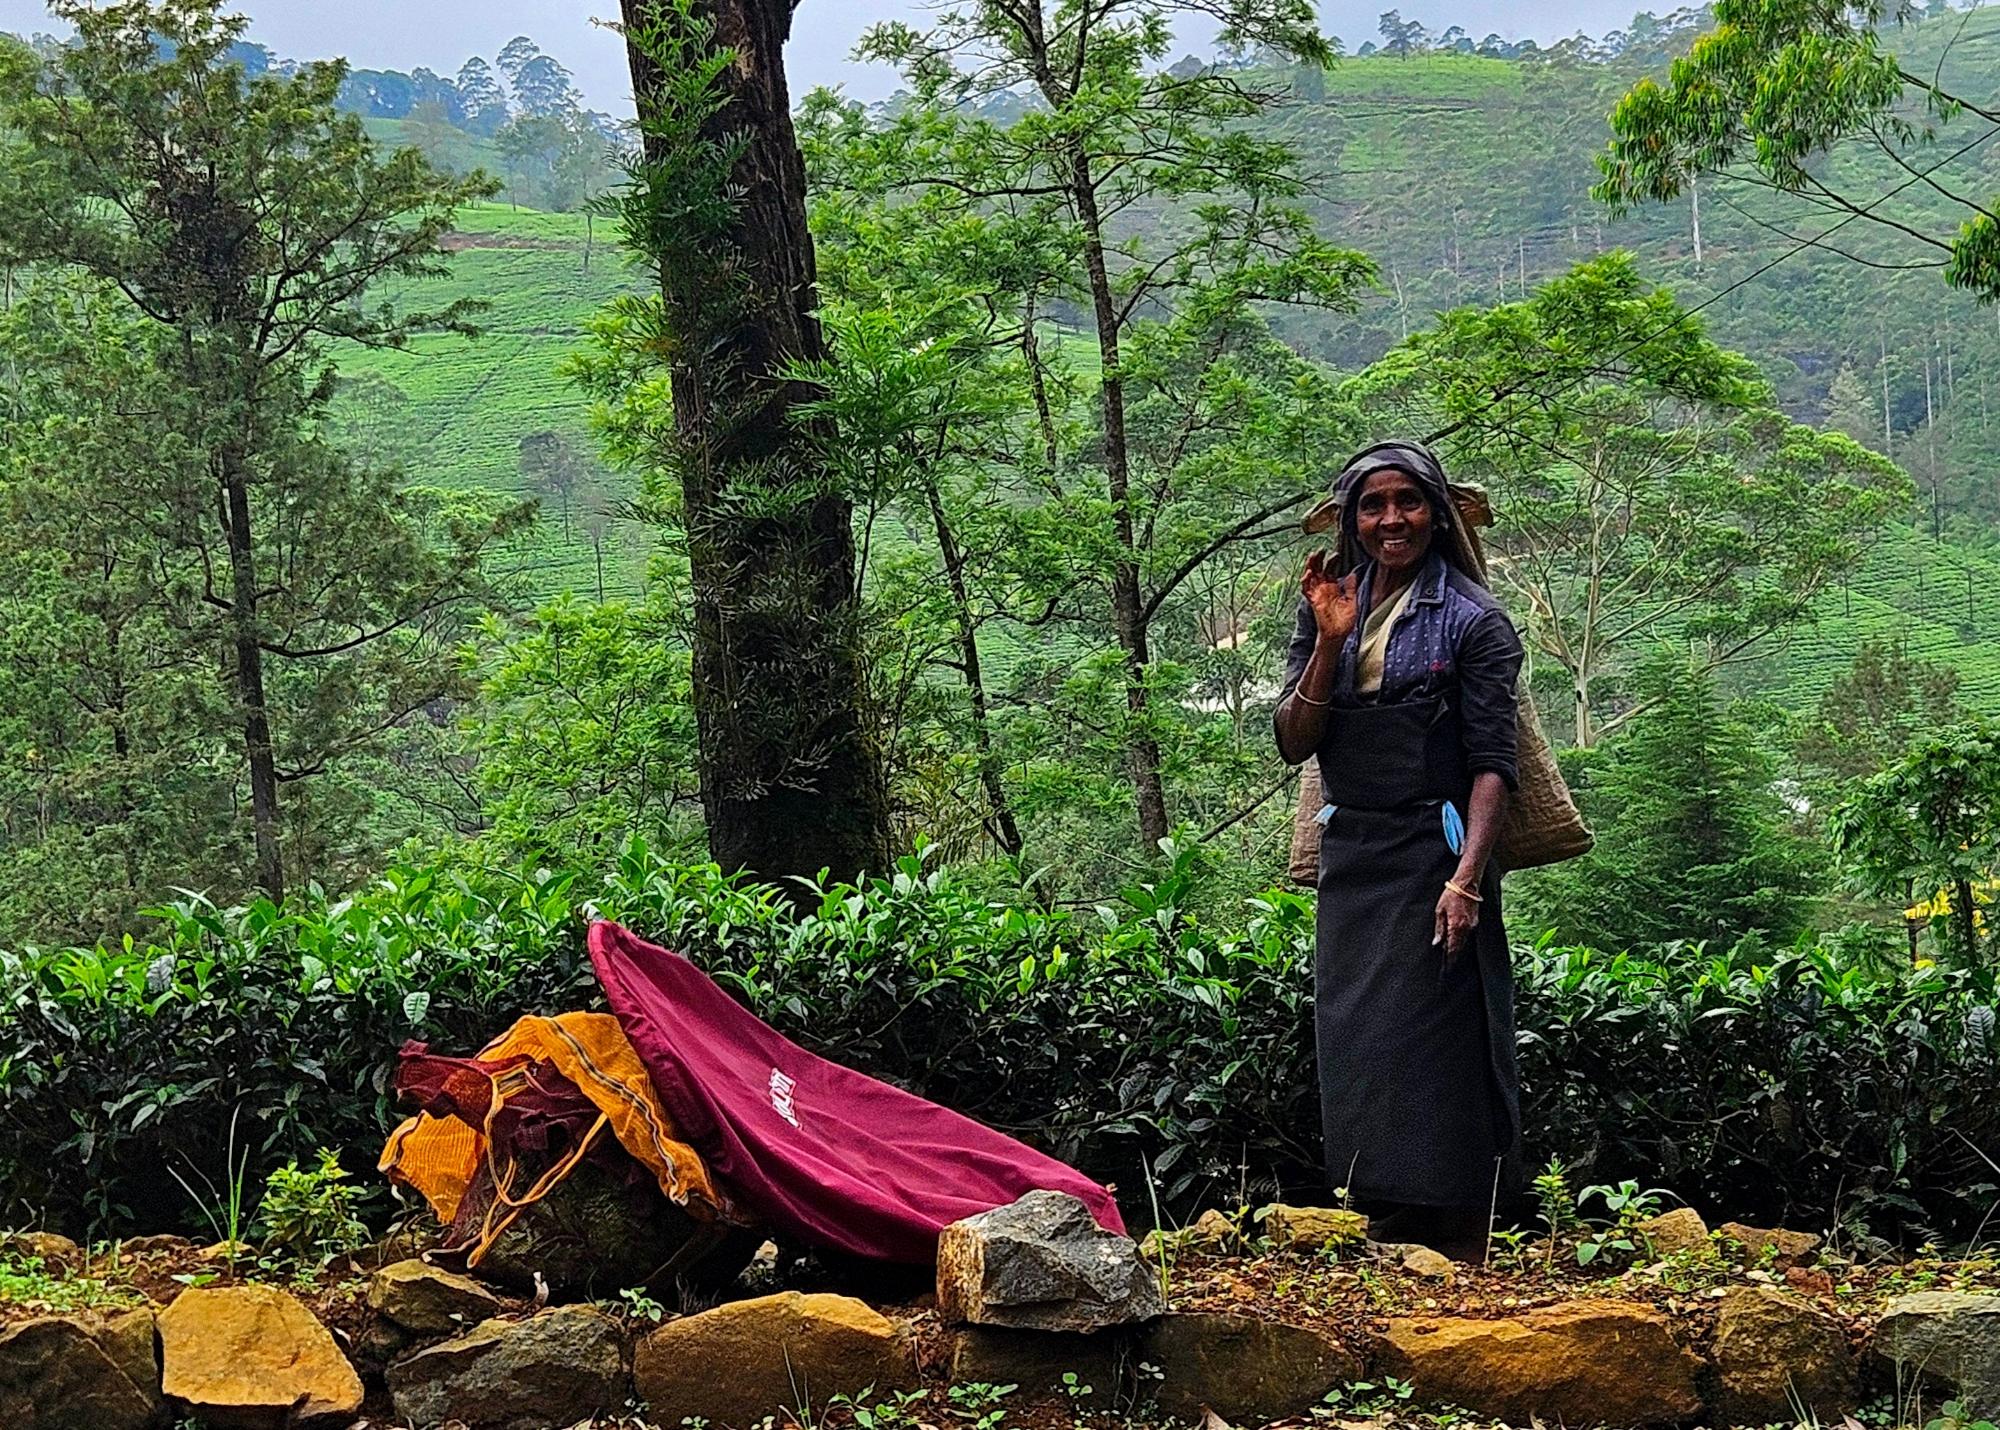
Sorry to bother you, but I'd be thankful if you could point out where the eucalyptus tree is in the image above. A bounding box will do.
[1348,256,1911,745]
[1595,0,2000,300]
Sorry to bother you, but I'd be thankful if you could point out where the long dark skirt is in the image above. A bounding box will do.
[1315,802,1520,1208]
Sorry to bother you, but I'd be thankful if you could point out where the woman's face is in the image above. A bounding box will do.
[1354,468,1433,579]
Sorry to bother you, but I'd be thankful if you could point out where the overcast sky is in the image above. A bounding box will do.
[0,0,1644,108]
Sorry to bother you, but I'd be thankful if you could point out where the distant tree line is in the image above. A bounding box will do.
[3,23,626,211]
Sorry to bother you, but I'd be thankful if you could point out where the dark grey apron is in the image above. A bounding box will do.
[1312,696,1521,1208]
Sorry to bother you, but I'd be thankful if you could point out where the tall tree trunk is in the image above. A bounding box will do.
[621,0,891,886]
[219,451,284,902]
[1688,173,1702,266]
[1068,146,1171,850]
[1954,876,1979,965]
[923,480,1023,855]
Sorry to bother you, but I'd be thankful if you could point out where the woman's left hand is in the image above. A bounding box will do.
[1434,884,1480,963]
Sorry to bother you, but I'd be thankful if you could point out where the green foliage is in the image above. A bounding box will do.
[460,590,703,865]
[616,1285,667,1323]
[1350,253,1910,744]
[1596,0,2000,300]
[0,1253,142,1313]
[826,0,1372,854]
[256,1149,370,1267]
[1796,639,1966,787]
[1319,1375,1415,1415]
[1926,1403,2000,1430]
[1533,1156,1577,1233]
[945,1381,1017,1430]
[1520,660,1824,949]
[0,0,525,924]
[1833,719,2000,964]
[1573,1179,1668,1267]
[3,843,1993,1245]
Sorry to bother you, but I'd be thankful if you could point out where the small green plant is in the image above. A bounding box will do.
[1484,1225,1532,1271]
[166,1104,254,1267]
[1652,1246,1733,1293]
[256,1149,368,1267]
[1140,1154,1174,1301]
[1318,1375,1416,1416]
[832,1389,928,1430]
[0,1252,142,1312]
[1534,1155,1578,1268]
[1925,1401,2000,1430]
[618,1286,667,1323]
[1574,1180,1669,1268]
[946,1381,1016,1430]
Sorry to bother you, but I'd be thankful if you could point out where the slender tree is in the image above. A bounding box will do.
[0,1,515,900]
[1596,0,2000,300]
[852,0,1368,849]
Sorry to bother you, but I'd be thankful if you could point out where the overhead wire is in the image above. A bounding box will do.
[1418,119,2000,447]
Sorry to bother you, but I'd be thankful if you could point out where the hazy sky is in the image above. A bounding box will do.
[0,0,1644,108]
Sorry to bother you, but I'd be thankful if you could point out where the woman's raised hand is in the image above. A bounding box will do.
[1302,550,1359,644]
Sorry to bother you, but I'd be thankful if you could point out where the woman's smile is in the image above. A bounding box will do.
[1354,468,1434,577]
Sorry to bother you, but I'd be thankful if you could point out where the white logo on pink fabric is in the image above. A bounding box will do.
[769,1067,799,1128]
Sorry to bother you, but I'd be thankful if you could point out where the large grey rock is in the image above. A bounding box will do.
[937,1191,1163,1332]
[367,1258,502,1334]
[0,1310,160,1430]
[1876,1292,2000,1417]
[1711,1285,1854,1424]
[1142,1313,1364,1423]
[635,1291,915,1428]
[159,1284,363,1428]
[388,1304,629,1430]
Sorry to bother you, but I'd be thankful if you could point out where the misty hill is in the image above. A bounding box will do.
[333,14,2000,711]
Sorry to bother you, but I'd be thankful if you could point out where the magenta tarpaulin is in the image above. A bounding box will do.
[588,919,1126,1263]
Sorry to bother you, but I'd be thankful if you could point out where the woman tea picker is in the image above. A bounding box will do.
[1273,441,1523,1262]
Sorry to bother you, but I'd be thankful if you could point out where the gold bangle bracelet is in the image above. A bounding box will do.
[1291,687,1331,708]
[1444,878,1483,903]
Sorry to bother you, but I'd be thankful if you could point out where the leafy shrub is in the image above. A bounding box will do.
[1,839,1994,1244]
[258,1149,370,1266]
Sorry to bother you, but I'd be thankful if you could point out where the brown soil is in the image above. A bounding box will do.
[6,1228,1996,1429]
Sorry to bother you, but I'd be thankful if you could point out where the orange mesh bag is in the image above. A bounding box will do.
[379,1011,734,1262]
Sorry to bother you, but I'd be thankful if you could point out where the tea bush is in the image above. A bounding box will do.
[2,838,1994,1244]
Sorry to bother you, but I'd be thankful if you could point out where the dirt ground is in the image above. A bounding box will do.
[5,1222,1995,1430]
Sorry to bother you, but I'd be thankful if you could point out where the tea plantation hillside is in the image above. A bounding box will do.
[335,201,649,600]
[342,29,2000,711]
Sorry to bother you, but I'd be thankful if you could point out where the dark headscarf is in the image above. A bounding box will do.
[1304,440,1489,583]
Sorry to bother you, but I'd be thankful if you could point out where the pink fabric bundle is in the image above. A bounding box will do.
[589,920,1125,1263]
